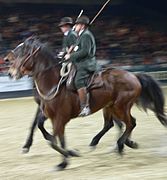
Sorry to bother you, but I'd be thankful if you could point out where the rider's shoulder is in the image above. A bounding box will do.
[69,29,77,36]
[81,29,94,39]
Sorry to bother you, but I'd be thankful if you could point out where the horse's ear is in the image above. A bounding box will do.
[25,35,36,46]
[27,35,33,40]
[32,34,40,41]
[26,35,36,42]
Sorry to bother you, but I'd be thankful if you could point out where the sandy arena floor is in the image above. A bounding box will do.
[0,91,167,180]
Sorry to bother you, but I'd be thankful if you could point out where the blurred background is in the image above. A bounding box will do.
[0,0,167,98]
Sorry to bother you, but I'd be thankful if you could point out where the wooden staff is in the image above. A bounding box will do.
[90,0,111,25]
[77,9,84,19]
[68,0,111,55]
[72,9,84,30]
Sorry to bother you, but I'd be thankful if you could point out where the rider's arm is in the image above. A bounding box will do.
[68,33,77,48]
[70,34,91,63]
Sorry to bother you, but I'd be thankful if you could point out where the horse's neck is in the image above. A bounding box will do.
[34,66,61,94]
[30,50,62,95]
[34,53,55,72]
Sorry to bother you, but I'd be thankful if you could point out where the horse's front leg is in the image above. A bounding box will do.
[51,121,70,170]
[37,115,69,158]
[56,135,69,170]
[53,118,79,171]
[59,135,80,157]
[22,106,47,153]
[56,135,80,170]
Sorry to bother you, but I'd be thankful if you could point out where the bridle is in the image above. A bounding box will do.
[11,41,72,101]
[18,46,41,74]
[9,40,41,75]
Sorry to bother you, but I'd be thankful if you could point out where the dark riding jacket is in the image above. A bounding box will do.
[70,29,98,89]
[62,29,77,52]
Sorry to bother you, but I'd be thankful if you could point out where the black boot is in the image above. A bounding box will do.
[77,87,91,117]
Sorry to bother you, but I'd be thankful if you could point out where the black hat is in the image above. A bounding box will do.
[75,15,90,25]
[58,17,73,27]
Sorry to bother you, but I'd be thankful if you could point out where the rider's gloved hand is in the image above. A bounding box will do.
[64,54,70,61]
[57,51,65,59]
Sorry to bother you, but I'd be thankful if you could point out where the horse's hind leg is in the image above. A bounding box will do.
[113,119,138,149]
[112,101,137,154]
[117,110,136,154]
[22,106,47,153]
[125,115,138,149]
[112,117,138,149]
[90,107,114,147]
[114,118,124,138]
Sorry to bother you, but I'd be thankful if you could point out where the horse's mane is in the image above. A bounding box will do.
[40,45,57,65]
[26,37,59,66]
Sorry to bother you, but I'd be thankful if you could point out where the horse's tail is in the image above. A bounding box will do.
[136,73,167,127]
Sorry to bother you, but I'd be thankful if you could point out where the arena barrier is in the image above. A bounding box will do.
[0,68,167,99]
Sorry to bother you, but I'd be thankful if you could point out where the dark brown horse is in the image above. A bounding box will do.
[5,39,123,154]
[7,37,167,170]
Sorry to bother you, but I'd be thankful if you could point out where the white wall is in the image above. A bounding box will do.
[0,75,32,92]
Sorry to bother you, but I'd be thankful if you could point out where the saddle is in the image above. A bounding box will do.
[66,64,107,91]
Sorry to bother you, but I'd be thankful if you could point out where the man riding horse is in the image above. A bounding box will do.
[58,16,77,58]
[65,15,98,117]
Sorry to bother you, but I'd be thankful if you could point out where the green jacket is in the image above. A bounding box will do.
[70,29,98,72]
[62,29,77,52]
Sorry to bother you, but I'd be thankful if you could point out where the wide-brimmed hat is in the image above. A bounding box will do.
[58,17,73,27]
[75,15,90,25]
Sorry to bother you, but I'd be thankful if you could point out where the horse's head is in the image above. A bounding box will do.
[7,36,41,79]
[4,51,15,62]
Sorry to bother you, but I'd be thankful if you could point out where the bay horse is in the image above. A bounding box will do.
[7,37,167,170]
[5,40,124,154]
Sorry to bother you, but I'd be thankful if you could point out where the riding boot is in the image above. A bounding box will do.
[77,87,91,117]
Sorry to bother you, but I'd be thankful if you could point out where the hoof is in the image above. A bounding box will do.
[125,140,139,149]
[131,142,138,149]
[117,143,124,155]
[118,150,125,156]
[68,150,80,157]
[22,147,30,154]
[116,147,125,156]
[89,139,99,147]
[56,161,68,171]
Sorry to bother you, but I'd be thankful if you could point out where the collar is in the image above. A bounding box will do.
[78,29,84,36]
[64,30,70,36]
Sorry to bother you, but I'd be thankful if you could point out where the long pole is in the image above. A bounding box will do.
[72,9,84,30]
[77,9,84,19]
[90,0,111,25]
[70,9,84,52]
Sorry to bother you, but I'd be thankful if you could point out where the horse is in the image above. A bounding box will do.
[5,40,124,154]
[6,36,167,170]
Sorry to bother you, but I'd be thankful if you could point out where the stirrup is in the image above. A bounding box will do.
[79,106,91,117]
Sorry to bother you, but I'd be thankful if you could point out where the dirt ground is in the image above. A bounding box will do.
[0,90,167,180]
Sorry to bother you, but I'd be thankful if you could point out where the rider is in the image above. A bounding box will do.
[65,15,98,117]
[58,17,77,58]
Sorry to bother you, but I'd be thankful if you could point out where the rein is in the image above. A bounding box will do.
[34,76,64,101]
[35,61,72,101]
[13,42,72,101]
[20,46,41,70]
